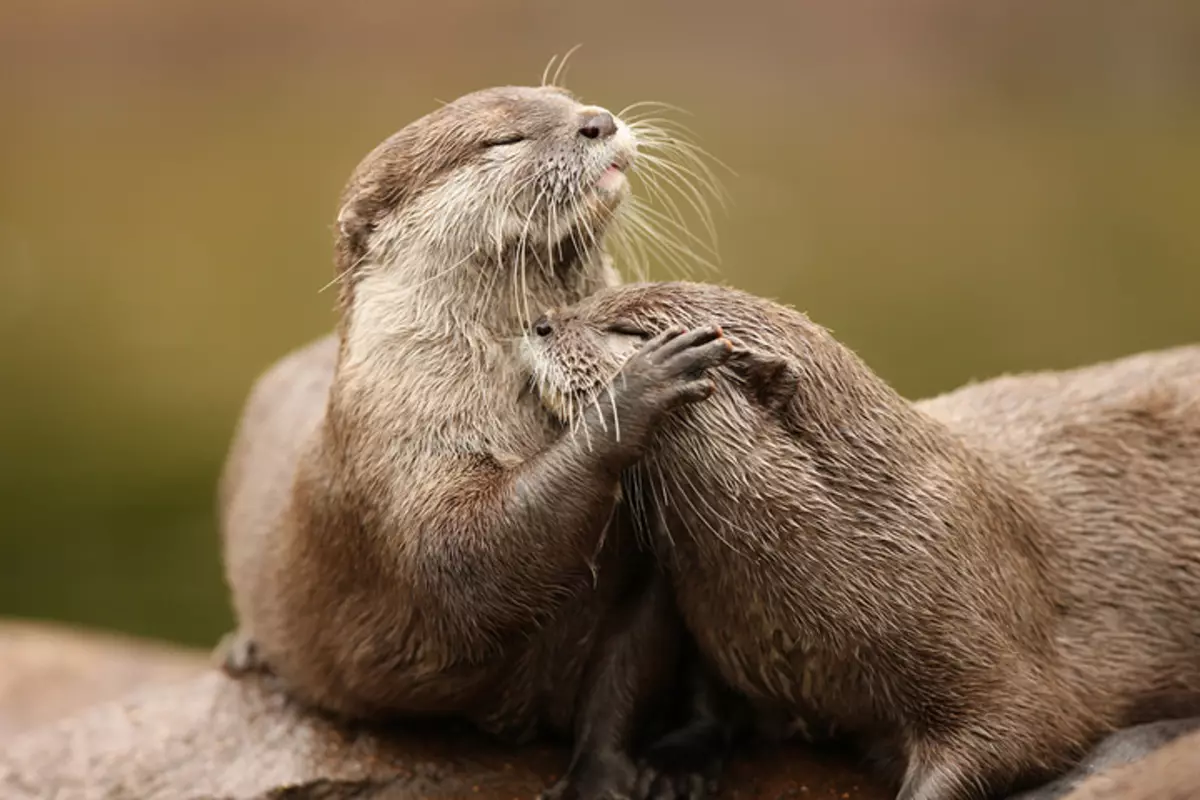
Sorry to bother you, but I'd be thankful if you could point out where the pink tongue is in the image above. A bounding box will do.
[598,167,625,191]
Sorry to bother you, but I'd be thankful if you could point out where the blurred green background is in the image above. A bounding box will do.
[2,0,1199,648]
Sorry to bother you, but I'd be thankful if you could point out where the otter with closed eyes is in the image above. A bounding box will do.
[217,87,736,800]
[523,280,1200,800]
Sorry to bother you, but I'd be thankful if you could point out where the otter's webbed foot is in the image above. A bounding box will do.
[634,720,727,800]
[213,629,268,677]
[538,750,640,800]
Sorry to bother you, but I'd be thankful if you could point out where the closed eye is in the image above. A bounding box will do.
[606,321,650,340]
[483,134,527,148]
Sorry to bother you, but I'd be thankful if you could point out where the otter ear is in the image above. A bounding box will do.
[728,347,800,412]
[337,205,370,246]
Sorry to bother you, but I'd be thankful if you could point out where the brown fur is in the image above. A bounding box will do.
[218,87,726,798]
[523,280,1200,800]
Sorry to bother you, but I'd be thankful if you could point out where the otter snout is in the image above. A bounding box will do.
[578,109,618,140]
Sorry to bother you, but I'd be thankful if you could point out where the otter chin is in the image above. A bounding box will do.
[524,280,1200,800]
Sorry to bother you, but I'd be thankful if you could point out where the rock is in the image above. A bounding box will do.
[0,620,889,800]
[1060,727,1200,800]
[0,618,208,739]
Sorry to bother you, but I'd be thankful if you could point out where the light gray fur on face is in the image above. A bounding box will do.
[337,86,637,358]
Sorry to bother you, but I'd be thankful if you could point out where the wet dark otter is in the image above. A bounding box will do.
[217,87,733,799]
[523,280,1200,800]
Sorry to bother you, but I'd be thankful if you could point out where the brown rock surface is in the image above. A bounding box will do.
[0,619,889,800]
[0,618,208,739]
[1061,728,1200,800]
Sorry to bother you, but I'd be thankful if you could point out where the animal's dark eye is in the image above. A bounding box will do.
[607,321,650,340]
[483,134,527,148]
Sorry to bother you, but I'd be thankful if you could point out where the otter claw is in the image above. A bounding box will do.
[635,766,715,800]
[214,629,267,676]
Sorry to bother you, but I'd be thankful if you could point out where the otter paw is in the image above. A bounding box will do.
[634,765,717,800]
[614,325,734,423]
[213,629,267,676]
[539,753,639,800]
[634,724,726,800]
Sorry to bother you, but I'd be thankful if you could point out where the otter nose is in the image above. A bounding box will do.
[533,315,553,337]
[578,110,617,140]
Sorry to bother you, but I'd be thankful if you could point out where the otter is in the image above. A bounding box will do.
[217,87,733,799]
[522,280,1200,800]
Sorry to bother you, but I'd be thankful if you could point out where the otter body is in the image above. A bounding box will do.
[524,281,1200,800]
[219,89,731,798]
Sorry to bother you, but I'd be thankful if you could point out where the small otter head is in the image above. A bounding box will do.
[335,85,637,285]
[523,282,742,422]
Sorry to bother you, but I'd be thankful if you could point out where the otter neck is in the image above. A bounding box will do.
[340,238,615,351]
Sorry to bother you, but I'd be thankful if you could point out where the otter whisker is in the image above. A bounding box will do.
[551,43,583,89]
[618,100,696,119]
[389,247,483,295]
[629,196,719,259]
[629,119,734,200]
[606,383,621,445]
[661,463,750,559]
[633,170,717,257]
[630,154,723,251]
[318,242,380,296]
[618,208,693,278]
[619,207,716,279]
[641,144,731,227]
[634,145,727,221]
[649,459,681,557]
[540,54,559,88]
[590,390,608,435]
[626,115,726,163]
[586,501,617,588]
[608,221,649,282]
[623,466,652,553]
[628,154,723,255]
[514,186,550,333]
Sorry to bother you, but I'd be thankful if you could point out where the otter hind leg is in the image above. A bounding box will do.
[635,657,749,800]
[541,567,725,800]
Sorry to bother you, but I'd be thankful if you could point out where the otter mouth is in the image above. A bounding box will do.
[594,154,632,195]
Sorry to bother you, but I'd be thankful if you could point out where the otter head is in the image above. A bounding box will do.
[335,86,637,297]
[523,282,738,422]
